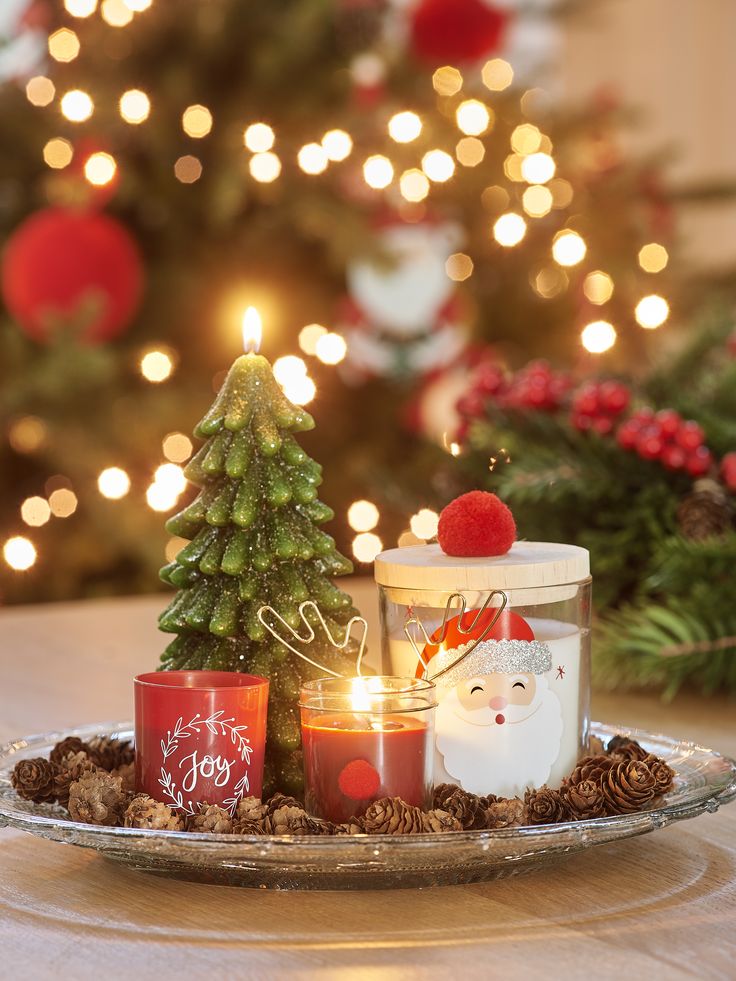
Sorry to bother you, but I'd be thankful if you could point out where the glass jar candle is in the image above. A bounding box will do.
[374,542,591,799]
[299,676,437,823]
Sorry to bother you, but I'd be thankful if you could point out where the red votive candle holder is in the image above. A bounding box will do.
[134,671,269,818]
[299,676,437,824]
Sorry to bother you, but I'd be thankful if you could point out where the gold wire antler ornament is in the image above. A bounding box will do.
[404,590,508,682]
[257,600,369,678]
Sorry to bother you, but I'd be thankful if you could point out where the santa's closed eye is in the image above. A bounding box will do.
[470,684,484,694]
[512,681,526,689]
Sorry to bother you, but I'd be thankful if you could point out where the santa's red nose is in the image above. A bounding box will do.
[489,695,507,710]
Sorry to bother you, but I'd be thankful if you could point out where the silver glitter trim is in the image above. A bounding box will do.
[429,638,552,688]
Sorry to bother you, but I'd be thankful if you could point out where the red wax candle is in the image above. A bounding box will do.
[299,677,436,824]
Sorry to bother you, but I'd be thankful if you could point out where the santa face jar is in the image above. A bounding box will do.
[374,542,591,799]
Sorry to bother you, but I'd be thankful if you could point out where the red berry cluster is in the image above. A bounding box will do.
[571,380,630,435]
[503,360,573,411]
[721,452,736,491]
[616,409,712,476]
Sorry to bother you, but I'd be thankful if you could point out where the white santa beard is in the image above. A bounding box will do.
[435,680,564,797]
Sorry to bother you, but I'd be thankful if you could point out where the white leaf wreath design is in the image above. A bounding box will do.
[157,712,253,817]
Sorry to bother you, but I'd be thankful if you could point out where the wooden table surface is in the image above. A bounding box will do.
[1,581,735,981]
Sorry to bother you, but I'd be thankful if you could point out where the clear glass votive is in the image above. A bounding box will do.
[299,676,437,824]
[134,670,269,817]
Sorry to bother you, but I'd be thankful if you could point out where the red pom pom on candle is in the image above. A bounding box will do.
[338,758,381,801]
[438,490,516,557]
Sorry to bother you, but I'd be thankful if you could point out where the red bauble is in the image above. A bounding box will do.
[438,490,516,557]
[338,759,381,801]
[2,207,143,344]
[411,0,508,65]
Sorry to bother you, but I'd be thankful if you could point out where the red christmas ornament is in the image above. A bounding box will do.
[438,490,516,557]
[411,0,508,65]
[2,207,143,344]
[338,758,381,801]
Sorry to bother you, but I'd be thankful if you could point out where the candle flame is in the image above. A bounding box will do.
[242,307,262,354]
[350,675,384,713]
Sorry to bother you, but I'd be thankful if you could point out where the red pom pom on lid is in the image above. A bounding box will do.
[338,759,381,801]
[438,490,516,557]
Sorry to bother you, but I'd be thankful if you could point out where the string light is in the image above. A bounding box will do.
[347,500,379,532]
[522,184,553,218]
[552,230,586,266]
[249,152,281,183]
[410,508,439,540]
[315,332,347,365]
[298,142,328,175]
[60,90,93,122]
[84,152,117,186]
[432,66,463,96]
[140,349,174,382]
[399,168,430,202]
[182,105,212,138]
[583,271,614,305]
[635,294,669,329]
[101,0,133,27]
[8,417,47,454]
[421,150,455,183]
[244,123,275,153]
[64,0,98,15]
[43,138,73,170]
[456,99,491,136]
[49,29,80,62]
[162,432,193,463]
[352,532,383,563]
[174,155,202,183]
[321,129,352,162]
[299,323,327,355]
[521,152,555,184]
[154,463,187,496]
[482,58,513,91]
[20,497,51,527]
[456,137,485,167]
[3,537,37,571]
[511,123,542,154]
[98,467,131,499]
[581,320,616,353]
[119,89,150,124]
[49,489,78,518]
[638,243,669,273]
[388,111,422,143]
[445,253,473,281]
[363,154,393,189]
[26,76,55,107]
[273,355,308,386]
[493,212,526,247]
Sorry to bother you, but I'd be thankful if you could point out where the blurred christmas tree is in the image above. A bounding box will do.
[0,0,721,603]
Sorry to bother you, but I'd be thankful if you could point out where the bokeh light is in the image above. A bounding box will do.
[493,212,527,247]
[583,271,614,305]
[552,230,586,266]
[8,416,47,454]
[581,320,616,353]
[154,463,187,496]
[503,153,524,182]
[315,332,347,365]
[511,123,542,155]
[60,90,93,122]
[482,58,513,91]
[399,168,430,202]
[522,184,553,218]
[146,483,178,512]
[162,432,193,463]
[638,243,669,273]
[421,149,455,183]
[26,76,55,107]
[4,537,37,571]
[49,28,80,62]
[549,178,574,209]
[43,138,73,169]
[49,488,78,518]
[140,349,174,382]
[98,467,131,499]
[273,355,308,387]
[84,152,117,186]
[410,508,439,540]
[119,89,150,124]
[348,500,379,532]
[298,142,329,175]
[299,323,327,355]
[21,497,51,527]
[388,111,422,143]
[432,66,463,96]
[249,151,281,183]
[244,123,275,152]
[182,105,213,138]
[174,155,202,183]
[101,0,133,27]
[445,253,473,281]
[455,137,485,167]
[363,154,394,189]
[281,374,316,406]
[64,0,98,15]
[352,532,383,563]
[521,152,555,184]
[321,129,353,162]
[635,294,669,329]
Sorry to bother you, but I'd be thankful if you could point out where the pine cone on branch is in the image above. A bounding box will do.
[607,735,649,762]
[677,482,733,541]
[50,736,89,765]
[485,797,524,829]
[123,795,184,830]
[601,760,657,814]
[86,736,134,772]
[68,770,126,826]
[53,750,95,808]
[423,808,463,832]
[187,803,234,834]
[563,779,606,820]
[11,757,56,803]
[566,754,616,786]
[524,786,570,825]
[643,755,676,796]
[363,797,426,834]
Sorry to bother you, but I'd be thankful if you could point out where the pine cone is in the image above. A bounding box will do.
[123,794,184,831]
[432,783,459,808]
[267,804,326,835]
[677,483,733,541]
[235,796,266,825]
[643,754,676,796]
[362,797,427,834]
[606,735,649,762]
[601,759,657,814]
[524,786,570,825]
[264,793,301,817]
[53,751,95,808]
[563,779,606,820]
[566,754,616,786]
[485,797,524,829]
[233,817,268,836]
[11,757,56,803]
[423,808,463,832]
[588,734,605,756]
[187,803,234,834]
[50,736,89,765]
[86,735,134,772]
[431,786,488,830]
[68,770,126,826]
[334,818,366,835]
[111,761,136,795]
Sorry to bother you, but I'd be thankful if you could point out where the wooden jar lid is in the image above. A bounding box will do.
[374,541,590,592]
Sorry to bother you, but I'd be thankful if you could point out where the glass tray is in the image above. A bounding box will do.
[0,721,734,890]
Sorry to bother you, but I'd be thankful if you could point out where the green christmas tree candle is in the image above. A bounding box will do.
[158,309,359,794]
